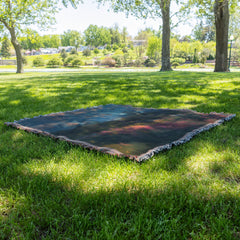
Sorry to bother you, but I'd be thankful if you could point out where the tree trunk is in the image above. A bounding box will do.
[9,27,24,73]
[160,0,172,71]
[214,0,229,72]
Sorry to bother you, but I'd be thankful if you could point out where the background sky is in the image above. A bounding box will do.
[41,1,195,37]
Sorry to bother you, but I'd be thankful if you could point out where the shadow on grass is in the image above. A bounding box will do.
[0,71,240,239]
[0,130,240,239]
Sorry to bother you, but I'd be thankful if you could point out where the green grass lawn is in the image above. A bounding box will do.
[0,71,239,239]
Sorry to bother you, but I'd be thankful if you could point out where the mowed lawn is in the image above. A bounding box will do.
[0,71,239,239]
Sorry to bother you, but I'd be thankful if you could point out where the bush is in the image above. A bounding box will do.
[103,49,108,55]
[22,56,28,65]
[112,44,119,51]
[70,48,78,55]
[71,57,83,67]
[171,62,180,68]
[170,58,185,65]
[94,48,99,54]
[106,45,112,51]
[64,56,75,66]
[94,58,101,66]
[102,57,116,67]
[82,49,91,57]
[112,55,123,67]
[144,58,156,67]
[33,56,45,67]
[122,47,128,53]
[60,49,68,60]
[133,58,143,67]
[47,57,63,68]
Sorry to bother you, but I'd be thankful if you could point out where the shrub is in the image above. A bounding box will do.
[94,58,101,66]
[112,55,123,67]
[122,47,128,53]
[70,48,78,55]
[94,48,99,54]
[60,49,68,60]
[22,56,28,65]
[103,49,108,55]
[133,58,143,67]
[82,49,91,57]
[102,57,116,67]
[33,56,45,67]
[64,56,75,66]
[112,44,119,51]
[47,57,62,68]
[171,62,180,68]
[144,58,156,67]
[71,57,83,67]
[114,49,124,55]
[106,45,112,51]
[170,58,185,65]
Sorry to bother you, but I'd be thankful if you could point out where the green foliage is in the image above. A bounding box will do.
[70,48,78,55]
[144,58,156,67]
[71,57,83,67]
[146,36,161,62]
[102,57,116,67]
[0,1,60,32]
[33,56,45,67]
[106,44,112,51]
[22,56,28,65]
[103,49,108,55]
[0,72,240,239]
[93,48,100,54]
[61,30,83,49]
[133,58,144,67]
[109,24,121,45]
[19,29,42,51]
[82,49,91,57]
[84,25,111,47]
[47,57,63,68]
[0,37,11,59]
[122,47,128,53]
[40,34,61,48]
[112,55,123,67]
[94,58,101,66]
[64,55,76,66]
[60,49,68,60]
[64,55,83,67]
[170,58,186,65]
[171,62,180,68]
[112,43,119,51]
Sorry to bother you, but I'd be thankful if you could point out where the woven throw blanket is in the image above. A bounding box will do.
[5,104,235,162]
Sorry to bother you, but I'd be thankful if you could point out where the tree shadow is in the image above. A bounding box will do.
[0,71,240,239]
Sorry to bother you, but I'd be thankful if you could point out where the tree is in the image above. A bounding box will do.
[61,30,83,49]
[146,36,162,63]
[121,27,129,44]
[193,21,215,42]
[1,36,11,59]
[229,5,240,40]
[188,0,239,72]
[0,0,82,73]
[20,29,42,51]
[84,25,111,47]
[96,0,177,71]
[134,28,154,44]
[214,0,229,71]
[40,34,61,48]
[109,24,121,45]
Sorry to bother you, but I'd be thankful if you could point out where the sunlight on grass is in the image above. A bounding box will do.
[0,71,239,239]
